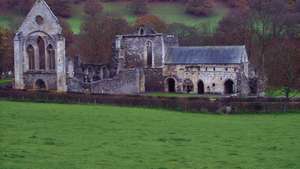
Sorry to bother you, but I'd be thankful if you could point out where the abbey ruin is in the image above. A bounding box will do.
[14,0,259,96]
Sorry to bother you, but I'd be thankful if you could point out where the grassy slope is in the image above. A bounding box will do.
[103,2,227,33]
[0,2,228,34]
[1,101,300,169]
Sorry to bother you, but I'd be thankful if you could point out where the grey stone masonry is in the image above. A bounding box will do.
[14,0,67,92]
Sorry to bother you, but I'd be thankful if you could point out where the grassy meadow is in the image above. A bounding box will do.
[0,2,228,34]
[266,88,300,97]
[0,79,12,85]
[1,101,300,169]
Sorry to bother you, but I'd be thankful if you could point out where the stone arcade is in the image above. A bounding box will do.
[14,0,259,96]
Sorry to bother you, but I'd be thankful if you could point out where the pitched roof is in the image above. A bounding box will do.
[16,0,62,36]
[166,46,247,65]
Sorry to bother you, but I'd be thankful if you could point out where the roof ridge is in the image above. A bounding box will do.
[170,45,245,49]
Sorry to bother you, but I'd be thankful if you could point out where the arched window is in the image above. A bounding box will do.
[47,45,55,70]
[146,41,153,67]
[183,79,194,93]
[27,45,35,70]
[103,67,110,79]
[37,37,45,70]
[225,79,234,94]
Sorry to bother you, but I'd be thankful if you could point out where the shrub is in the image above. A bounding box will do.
[185,0,214,17]
[128,0,148,16]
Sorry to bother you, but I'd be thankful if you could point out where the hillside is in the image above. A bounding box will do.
[0,2,228,34]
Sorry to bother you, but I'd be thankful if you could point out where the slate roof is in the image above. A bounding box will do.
[166,46,247,65]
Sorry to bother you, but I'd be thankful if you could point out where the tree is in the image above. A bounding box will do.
[135,15,167,32]
[84,0,103,16]
[216,11,251,45]
[185,0,214,16]
[270,39,300,102]
[59,18,76,58]
[129,0,148,16]
[47,0,72,18]
[0,28,13,77]
[167,23,202,46]
[296,0,300,11]
[224,0,249,10]
[78,15,131,64]
[0,0,34,15]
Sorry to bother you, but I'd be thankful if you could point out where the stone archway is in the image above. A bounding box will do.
[35,79,46,90]
[198,80,204,94]
[166,78,176,93]
[224,79,234,94]
[183,79,194,93]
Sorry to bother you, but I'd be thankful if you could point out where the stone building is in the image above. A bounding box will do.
[163,46,249,95]
[14,0,67,92]
[14,0,258,96]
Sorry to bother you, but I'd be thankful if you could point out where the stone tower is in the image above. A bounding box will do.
[14,0,67,92]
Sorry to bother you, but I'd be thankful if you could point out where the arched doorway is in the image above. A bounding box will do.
[183,79,194,93]
[35,79,46,90]
[224,79,234,94]
[167,78,176,93]
[198,80,204,94]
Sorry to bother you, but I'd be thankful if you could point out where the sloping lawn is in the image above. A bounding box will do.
[103,2,228,33]
[0,101,300,169]
[0,16,11,29]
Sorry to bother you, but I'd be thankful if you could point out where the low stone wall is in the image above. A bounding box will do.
[1,89,300,113]
[68,69,142,94]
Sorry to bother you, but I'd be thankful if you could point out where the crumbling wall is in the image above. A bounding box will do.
[68,69,143,94]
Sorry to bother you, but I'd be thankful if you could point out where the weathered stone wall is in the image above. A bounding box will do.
[68,69,143,94]
[144,68,164,92]
[163,64,242,94]
[23,72,57,90]
[118,35,164,68]
[14,0,67,92]
[2,89,300,113]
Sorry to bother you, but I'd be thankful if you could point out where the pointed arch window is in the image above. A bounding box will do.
[27,45,35,70]
[47,44,55,70]
[37,37,46,70]
[146,41,153,67]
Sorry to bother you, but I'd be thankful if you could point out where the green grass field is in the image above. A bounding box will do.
[0,2,228,34]
[1,101,300,169]
[266,88,300,97]
[0,79,12,85]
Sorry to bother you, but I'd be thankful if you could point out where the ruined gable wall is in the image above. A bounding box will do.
[120,35,164,68]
